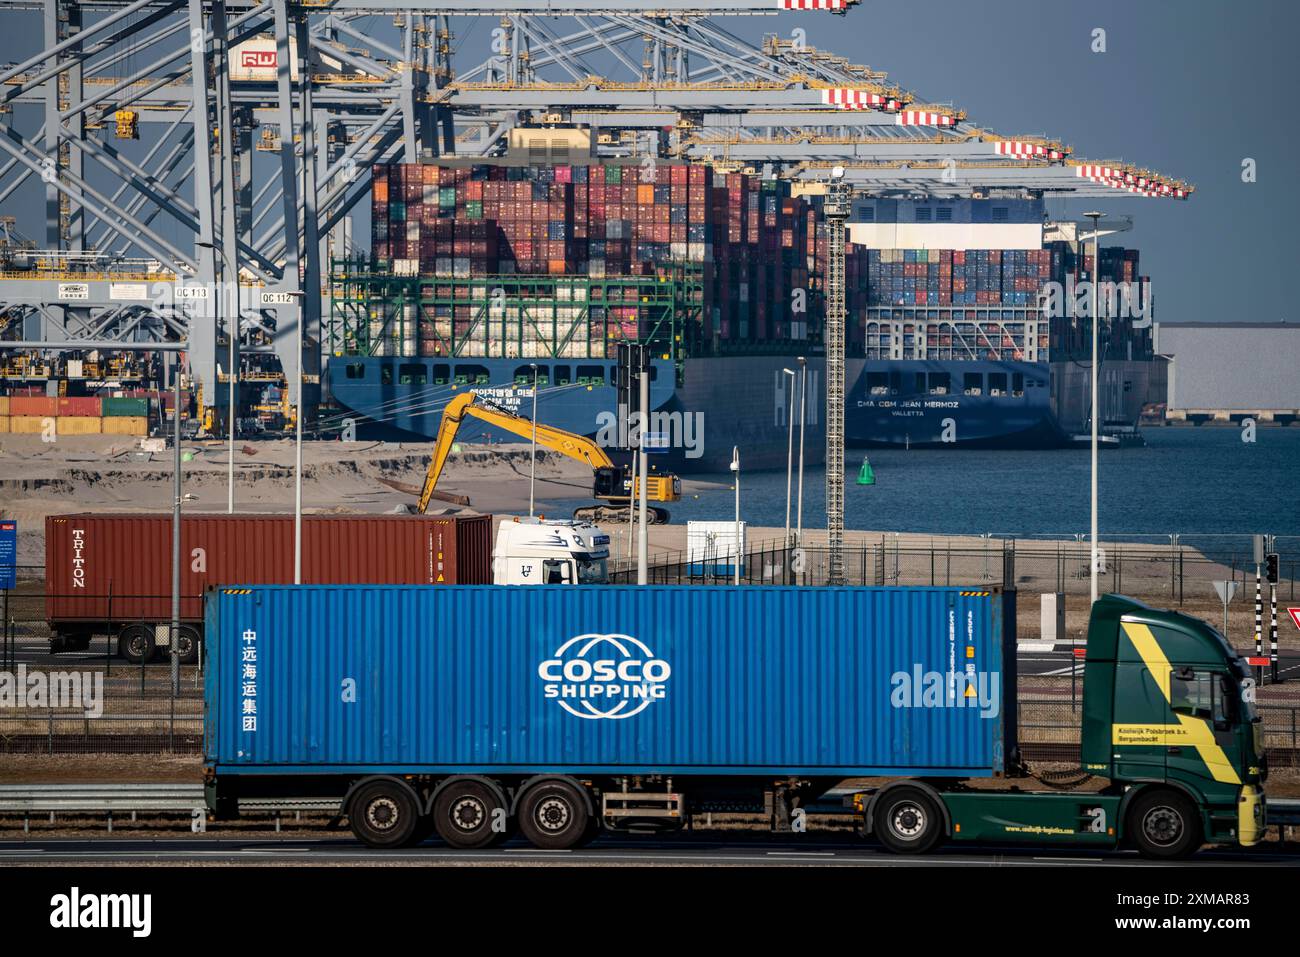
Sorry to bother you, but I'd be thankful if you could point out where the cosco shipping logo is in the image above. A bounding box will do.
[538,633,671,719]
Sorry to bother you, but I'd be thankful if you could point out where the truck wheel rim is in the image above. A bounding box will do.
[451,797,486,832]
[367,797,400,832]
[535,797,571,832]
[1142,806,1182,846]
[891,802,925,839]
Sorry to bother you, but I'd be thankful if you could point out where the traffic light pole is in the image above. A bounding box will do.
[1266,543,1280,682]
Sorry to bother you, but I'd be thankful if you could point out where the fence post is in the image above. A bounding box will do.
[1178,548,1184,605]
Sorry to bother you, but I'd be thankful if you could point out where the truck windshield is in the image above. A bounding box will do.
[577,558,608,584]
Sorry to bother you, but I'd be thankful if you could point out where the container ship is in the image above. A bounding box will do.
[843,196,1155,449]
[325,163,1155,470]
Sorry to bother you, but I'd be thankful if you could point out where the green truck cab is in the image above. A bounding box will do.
[854,595,1266,859]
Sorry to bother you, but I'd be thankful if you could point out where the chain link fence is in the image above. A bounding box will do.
[611,537,1299,600]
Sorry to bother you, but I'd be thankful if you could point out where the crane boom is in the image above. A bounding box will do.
[417,391,679,517]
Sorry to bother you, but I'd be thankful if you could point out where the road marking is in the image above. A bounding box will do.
[1040,664,1084,676]
[505,847,571,853]
[241,846,311,852]
[767,850,835,857]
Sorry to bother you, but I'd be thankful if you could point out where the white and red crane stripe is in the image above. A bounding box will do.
[994,141,1064,160]
[779,0,848,8]
[1076,165,1184,198]
[820,88,895,110]
[896,110,956,127]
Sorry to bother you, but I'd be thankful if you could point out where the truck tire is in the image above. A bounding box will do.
[175,626,201,665]
[348,780,420,849]
[432,779,506,849]
[873,786,945,855]
[517,780,590,850]
[1127,790,1202,860]
[118,625,154,664]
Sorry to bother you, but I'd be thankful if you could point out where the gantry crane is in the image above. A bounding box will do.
[0,0,1192,432]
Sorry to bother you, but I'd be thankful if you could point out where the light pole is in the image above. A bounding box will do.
[528,362,539,518]
[170,353,182,696]
[795,356,808,551]
[731,445,741,586]
[1085,211,1104,606]
[196,240,237,513]
[285,289,307,585]
[782,367,796,582]
[637,350,649,585]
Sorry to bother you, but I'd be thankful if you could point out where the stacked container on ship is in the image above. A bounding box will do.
[327,156,1160,465]
[329,157,827,470]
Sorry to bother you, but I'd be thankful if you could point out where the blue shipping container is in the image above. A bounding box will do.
[205,585,1015,778]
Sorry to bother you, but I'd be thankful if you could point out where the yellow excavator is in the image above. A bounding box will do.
[417,391,681,523]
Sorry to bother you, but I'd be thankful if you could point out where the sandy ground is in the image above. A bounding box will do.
[1,431,1294,652]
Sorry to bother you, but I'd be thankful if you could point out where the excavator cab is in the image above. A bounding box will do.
[593,466,623,500]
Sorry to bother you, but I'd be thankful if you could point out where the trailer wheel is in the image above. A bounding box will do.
[873,786,944,855]
[347,780,419,849]
[517,780,589,850]
[175,626,201,665]
[118,625,154,664]
[1127,790,1202,860]
[432,779,507,850]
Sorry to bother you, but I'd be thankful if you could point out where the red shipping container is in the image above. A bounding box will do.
[44,514,494,639]
[10,396,58,416]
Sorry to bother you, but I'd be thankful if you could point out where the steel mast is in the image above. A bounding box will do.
[823,169,849,586]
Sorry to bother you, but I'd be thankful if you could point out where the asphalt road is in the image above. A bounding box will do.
[2,833,1298,866]
[1017,648,1300,678]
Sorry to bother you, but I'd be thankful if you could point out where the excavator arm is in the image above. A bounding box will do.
[417,391,619,514]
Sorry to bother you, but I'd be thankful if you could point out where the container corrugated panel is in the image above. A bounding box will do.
[101,416,148,436]
[56,416,101,435]
[454,515,493,584]
[57,396,101,416]
[9,416,47,433]
[0,396,8,416]
[45,514,494,625]
[9,396,56,416]
[206,585,1014,777]
[102,396,149,417]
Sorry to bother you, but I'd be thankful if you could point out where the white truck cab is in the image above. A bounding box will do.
[493,518,611,585]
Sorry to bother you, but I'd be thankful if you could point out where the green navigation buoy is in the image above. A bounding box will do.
[856,457,875,486]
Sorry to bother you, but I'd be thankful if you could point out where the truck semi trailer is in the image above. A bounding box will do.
[46,513,610,662]
[203,585,1265,858]
[45,514,493,662]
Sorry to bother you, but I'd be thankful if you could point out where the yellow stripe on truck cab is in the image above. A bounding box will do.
[1118,621,1241,786]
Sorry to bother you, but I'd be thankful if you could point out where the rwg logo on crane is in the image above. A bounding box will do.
[538,633,671,719]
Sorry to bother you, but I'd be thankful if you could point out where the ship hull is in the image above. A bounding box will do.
[324,353,1152,469]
